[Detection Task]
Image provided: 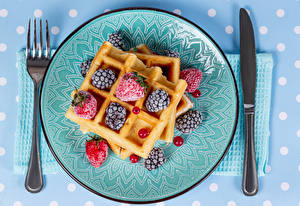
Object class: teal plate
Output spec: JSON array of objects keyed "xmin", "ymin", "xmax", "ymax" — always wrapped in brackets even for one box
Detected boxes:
[{"xmin": 40, "ymin": 8, "xmax": 238, "ymax": 204}]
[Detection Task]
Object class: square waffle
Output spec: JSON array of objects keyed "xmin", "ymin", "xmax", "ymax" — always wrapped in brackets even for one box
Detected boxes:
[
  {"xmin": 65, "ymin": 41, "xmax": 187, "ymax": 158},
  {"xmin": 108, "ymin": 44, "xmax": 194, "ymax": 159}
]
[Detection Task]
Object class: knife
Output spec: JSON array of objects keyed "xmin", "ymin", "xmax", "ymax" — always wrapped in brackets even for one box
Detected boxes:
[{"xmin": 239, "ymin": 8, "xmax": 258, "ymax": 196}]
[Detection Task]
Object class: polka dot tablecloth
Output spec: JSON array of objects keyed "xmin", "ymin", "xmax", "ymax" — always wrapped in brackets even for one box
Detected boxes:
[{"xmin": 0, "ymin": 0, "xmax": 300, "ymax": 205}]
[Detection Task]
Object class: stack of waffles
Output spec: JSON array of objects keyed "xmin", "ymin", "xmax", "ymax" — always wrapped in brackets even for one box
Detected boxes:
[{"xmin": 65, "ymin": 41, "xmax": 193, "ymax": 159}]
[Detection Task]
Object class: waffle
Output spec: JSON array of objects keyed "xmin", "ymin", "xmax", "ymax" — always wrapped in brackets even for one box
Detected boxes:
[
  {"xmin": 65, "ymin": 41, "xmax": 187, "ymax": 158},
  {"xmin": 108, "ymin": 44, "xmax": 193, "ymax": 159}
]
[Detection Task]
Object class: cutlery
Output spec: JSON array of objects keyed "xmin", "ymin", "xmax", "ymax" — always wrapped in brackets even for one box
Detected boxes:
[
  {"xmin": 239, "ymin": 8, "xmax": 258, "ymax": 196},
  {"xmin": 25, "ymin": 18, "xmax": 51, "ymax": 193}
]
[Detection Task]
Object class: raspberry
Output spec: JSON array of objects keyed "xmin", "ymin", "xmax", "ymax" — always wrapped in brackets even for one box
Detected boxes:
[{"xmin": 180, "ymin": 68, "xmax": 202, "ymax": 93}]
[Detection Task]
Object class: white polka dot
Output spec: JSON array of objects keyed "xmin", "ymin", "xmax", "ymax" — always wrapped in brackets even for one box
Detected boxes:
[
  {"xmin": 279, "ymin": 112, "xmax": 288, "ymax": 120},
  {"xmin": 0, "ymin": 77, "xmax": 7, "ymax": 86},
  {"xmin": 278, "ymin": 77, "xmax": 287, "ymax": 86},
  {"xmin": 49, "ymin": 201, "xmax": 58, "ymax": 206},
  {"xmin": 298, "ymin": 165, "xmax": 300, "ymax": 172},
  {"xmin": 280, "ymin": 146, "xmax": 288, "ymax": 155},
  {"xmin": 276, "ymin": 9, "xmax": 285, "ymax": 18},
  {"xmin": 85, "ymin": 201, "xmax": 94, "ymax": 206},
  {"xmin": 281, "ymin": 182, "xmax": 289, "ymax": 191},
  {"xmin": 0, "ymin": 9, "xmax": 8, "ymax": 18},
  {"xmin": 294, "ymin": 26, "xmax": 300, "ymax": 34},
  {"xmin": 295, "ymin": 60, "xmax": 300, "ymax": 69},
  {"xmin": 156, "ymin": 202, "xmax": 165, "ymax": 206},
  {"xmin": 104, "ymin": 9, "xmax": 111, "ymax": 13},
  {"xmin": 0, "ymin": 147, "xmax": 6, "ymax": 156},
  {"xmin": 296, "ymin": 94, "xmax": 300, "ymax": 103},
  {"xmin": 16, "ymin": 95, "xmax": 19, "ymax": 102},
  {"xmin": 0, "ymin": 112, "xmax": 6, "ymax": 121},
  {"xmin": 120, "ymin": 204, "xmax": 129, "ymax": 206},
  {"xmin": 16, "ymin": 26, "xmax": 25, "ymax": 34},
  {"xmin": 51, "ymin": 26, "xmax": 60, "ymax": 35},
  {"xmin": 209, "ymin": 183, "xmax": 218, "ymax": 192},
  {"xmin": 259, "ymin": 26, "xmax": 268, "ymax": 35},
  {"xmin": 69, "ymin": 9, "xmax": 78, "ymax": 18},
  {"xmin": 67, "ymin": 183, "xmax": 76, "ymax": 192},
  {"xmin": 225, "ymin": 26, "xmax": 233, "ymax": 34},
  {"xmin": 13, "ymin": 201, "xmax": 22, "ymax": 206},
  {"xmin": 208, "ymin": 9, "xmax": 216, "ymax": 17},
  {"xmin": 0, "ymin": 183, "xmax": 4, "ymax": 192},
  {"xmin": 173, "ymin": 9, "xmax": 182, "ymax": 15},
  {"xmin": 34, "ymin": 9, "xmax": 42, "ymax": 17},
  {"xmin": 263, "ymin": 200, "xmax": 272, "ymax": 206},
  {"xmin": 297, "ymin": 129, "xmax": 300, "ymax": 137},
  {"xmin": 265, "ymin": 165, "xmax": 271, "ymax": 173},
  {"xmin": 227, "ymin": 201, "xmax": 236, "ymax": 206},
  {"xmin": 277, "ymin": 43, "xmax": 285, "ymax": 52},
  {"xmin": 192, "ymin": 201, "xmax": 201, "ymax": 206},
  {"xmin": 0, "ymin": 43, "xmax": 7, "ymax": 52}
]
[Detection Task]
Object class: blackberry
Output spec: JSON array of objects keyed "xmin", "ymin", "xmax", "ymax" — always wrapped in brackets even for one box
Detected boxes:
[
  {"xmin": 145, "ymin": 89, "xmax": 170, "ymax": 112},
  {"xmin": 105, "ymin": 102, "xmax": 126, "ymax": 130},
  {"xmin": 176, "ymin": 110, "xmax": 202, "ymax": 134},
  {"xmin": 92, "ymin": 69, "xmax": 116, "ymax": 90},
  {"xmin": 144, "ymin": 148, "xmax": 166, "ymax": 171},
  {"xmin": 80, "ymin": 59, "xmax": 93, "ymax": 77},
  {"xmin": 163, "ymin": 49, "xmax": 179, "ymax": 58},
  {"xmin": 105, "ymin": 102, "xmax": 126, "ymax": 117},
  {"xmin": 107, "ymin": 32, "xmax": 125, "ymax": 50}
]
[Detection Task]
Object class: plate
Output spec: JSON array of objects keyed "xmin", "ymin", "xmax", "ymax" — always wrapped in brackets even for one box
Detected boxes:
[{"xmin": 40, "ymin": 8, "xmax": 238, "ymax": 203}]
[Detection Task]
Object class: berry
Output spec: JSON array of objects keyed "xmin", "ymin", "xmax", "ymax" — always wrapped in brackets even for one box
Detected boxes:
[
  {"xmin": 92, "ymin": 68, "xmax": 116, "ymax": 90},
  {"xmin": 192, "ymin": 89, "xmax": 201, "ymax": 98},
  {"xmin": 107, "ymin": 32, "xmax": 125, "ymax": 50},
  {"xmin": 80, "ymin": 59, "xmax": 93, "ymax": 77},
  {"xmin": 129, "ymin": 154, "xmax": 139, "ymax": 163},
  {"xmin": 72, "ymin": 90, "xmax": 97, "ymax": 119},
  {"xmin": 180, "ymin": 68, "xmax": 202, "ymax": 93},
  {"xmin": 85, "ymin": 135, "xmax": 108, "ymax": 168},
  {"xmin": 144, "ymin": 148, "xmax": 166, "ymax": 171},
  {"xmin": 105, "ymin": 102, "xmax": 126, "ymax": 130},
  {"xmin": 163, "ymin": 49, "xmax": 179, "ymax": 58},
  {"xmin": 176, "ymin": 110, "xmax": 203, "ymax": 134},
  {"xmin": 138, "ymin": 128, "xmax": 150, "ymax": 138},
  {"xmin": 116, "ymin": 72, "xmax": 148, "ymax": 102},
  {"xmin": 145, "ymin": 89, "xmax": 170, "ymax": 112},
  {"xmin": 173, "ymin": 136, "xmax": 184, "ymax": 147},
  {"xmin": 132, "ymin": 106, "xmax": 140, "ymax": 114}
]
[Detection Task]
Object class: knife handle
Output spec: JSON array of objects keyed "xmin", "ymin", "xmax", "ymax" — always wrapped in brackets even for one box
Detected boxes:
[{"xmin": 242, "ymin": 108, "xmax": 258, "ymax": 196}]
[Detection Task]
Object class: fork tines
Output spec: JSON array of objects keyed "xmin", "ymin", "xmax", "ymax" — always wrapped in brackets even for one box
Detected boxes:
[{"xmin": 26, "ymin": 18, "xmax": 50, "ymax": 59}]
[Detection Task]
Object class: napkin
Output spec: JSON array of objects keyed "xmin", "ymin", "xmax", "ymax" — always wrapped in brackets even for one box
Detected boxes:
[{"xmin": 14, "ymin": 50, "xmax": 273, "ymax": 176}]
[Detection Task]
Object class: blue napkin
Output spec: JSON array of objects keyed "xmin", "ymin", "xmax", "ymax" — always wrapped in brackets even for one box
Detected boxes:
[{"xmin": 14, "ymin": 50, "xmax": 273, "ymax": 176}]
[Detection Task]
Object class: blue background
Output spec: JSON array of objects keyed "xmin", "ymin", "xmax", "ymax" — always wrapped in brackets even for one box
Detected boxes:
[{"xmin": 1, "ymin": 0, "xmax": 300, "ymax": 206}]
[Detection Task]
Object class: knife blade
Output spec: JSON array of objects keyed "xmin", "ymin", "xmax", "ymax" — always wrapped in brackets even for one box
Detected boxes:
[{"xmin": 239, "ymin": 8, "xmax": 258, "ymax": 196}]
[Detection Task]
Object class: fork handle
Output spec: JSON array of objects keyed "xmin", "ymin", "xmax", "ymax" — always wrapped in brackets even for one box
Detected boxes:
[{"xmin": 25, "ymin": 82, "xmax": 43, "ymax": 193}]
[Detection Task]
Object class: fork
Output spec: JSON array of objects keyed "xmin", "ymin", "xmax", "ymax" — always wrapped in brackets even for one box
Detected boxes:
[{"xmin": 25, "ymin": 18, "xmax": 50, "ymax": 193}]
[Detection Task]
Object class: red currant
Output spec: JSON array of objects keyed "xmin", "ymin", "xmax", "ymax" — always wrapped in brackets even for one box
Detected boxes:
[
  {"xmin": 173, "ymin": 136, "xmax": 184, "ymax": 147},
  {"xmin": 132, "ymin": 106, "xmax": 140, "ymax": 114},
  {"xmin": 138, "ymin": 128, "xmax": 150, "ymax": 138},
  {"xmin": 129, "ymin": 154, "xmax": 139, "ymax": 163},
  {"xmin": 192, "ymin": 89, "xmax": 201, "ymax": 98}
]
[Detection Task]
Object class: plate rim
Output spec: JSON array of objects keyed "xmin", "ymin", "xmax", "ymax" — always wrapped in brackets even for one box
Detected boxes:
[{"xmin": 40, "ymin": 7, "xmax": 239, "ymax": 204}]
